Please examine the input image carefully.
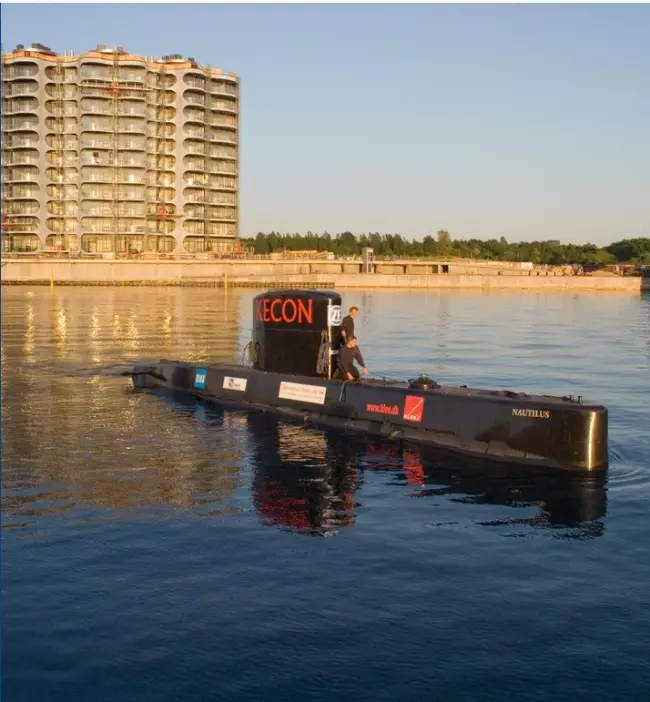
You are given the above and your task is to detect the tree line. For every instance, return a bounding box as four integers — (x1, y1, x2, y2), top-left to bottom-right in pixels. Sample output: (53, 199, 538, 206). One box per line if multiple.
(240, 231, 650, 266)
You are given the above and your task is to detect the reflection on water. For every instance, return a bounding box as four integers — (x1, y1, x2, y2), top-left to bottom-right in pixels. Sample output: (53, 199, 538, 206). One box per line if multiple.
(1, 287, 243, 529)
(247, 414, 607, 539)
(249, 415, 361, 536)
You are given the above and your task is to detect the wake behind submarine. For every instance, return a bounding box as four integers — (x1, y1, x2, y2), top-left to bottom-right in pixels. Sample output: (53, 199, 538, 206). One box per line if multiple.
(131, 289, 608, 471)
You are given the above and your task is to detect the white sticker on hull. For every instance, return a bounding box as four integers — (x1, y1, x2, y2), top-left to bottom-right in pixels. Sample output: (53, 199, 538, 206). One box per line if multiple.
(328, 305, 343, 326)
(278, 381, 327, 405)
(223, 376, 248, 392)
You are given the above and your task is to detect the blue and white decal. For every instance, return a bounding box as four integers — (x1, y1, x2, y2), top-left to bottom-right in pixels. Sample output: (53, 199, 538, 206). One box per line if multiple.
(194, 368, 207, 389)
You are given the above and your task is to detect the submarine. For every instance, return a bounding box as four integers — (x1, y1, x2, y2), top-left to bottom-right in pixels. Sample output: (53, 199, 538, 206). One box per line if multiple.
(131, 289, 608, 471)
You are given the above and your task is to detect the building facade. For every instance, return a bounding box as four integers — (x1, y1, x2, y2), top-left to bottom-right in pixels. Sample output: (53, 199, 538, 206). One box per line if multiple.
(2, 43, 239, 254)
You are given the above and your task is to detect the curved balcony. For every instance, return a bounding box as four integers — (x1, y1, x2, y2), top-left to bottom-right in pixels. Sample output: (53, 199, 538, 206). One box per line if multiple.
(184, 139, 206, 156)
(119, 68, 146, 83)
(209, 173, 237, 189)
(45, 167, 79, 184)
(183, 74, 206, 91)
(80, 98, 112, 115)
(3, 148, 40, 166)
(3, 200, 39, 216)
(45, 66, 78, 81)
(5, 80, 39, 98)
(3, 165, 40, 183)
(46, 151, 79, 167)
(47, 201, 79, 216)
(182, 174, 208, 187)
(118, 185, 145, 201)
(147, 73, 176, 90)
(210, 114, 238, 129)
(182, 156, 205, 171)
(145, 186, 175, 202)
(45, 100, 78, 117)
(146, 156, 175, 171)
(146, 221, 175, 236)
(79, 138, 111, 151)
(117, 120, 146, 135)
(5, 183, 40, 199)
(46, 234, 78, 251)
(209, 129, 237, 144)
(146, 201, 176, 216)
(117, 138, 146, 151)
(80, 186, 113, 200)
(79, 65, 112, 81)
(209, 144, 237, 158)
(4, 63, 39, 80)
(3, 215, 40, 231)
(80, 166, 113, 184)
(183, 106, 205, 124)
(157, 90, 176, 105)
(183, 126, 206, 139)
(207, 160, 237, 175)
(120, 102, 146, 117)
(45, 117, 78, 134)
(210, 192, 237, 206)
(146, 172, 175, 187)
(5, 135, 39, 149)
(4, 115, 39, 131)
(81, 117, 113, 133)
(45, 134, 78, 149)
(45, 83, 77, 100)
(81, 218, 113, 234)
(46, 217, 79, 234)
(210, 99, 237, 114)
(145, 137, 175, 153)
(184, 91, 206, 107)
(3, 97, 39, 114)
(146, 105, 176, 123)
(146, 123, 175, 138)
(81, 201, 113, 216)
(47, 184, 79, 200)
(210, 80, 238, 98)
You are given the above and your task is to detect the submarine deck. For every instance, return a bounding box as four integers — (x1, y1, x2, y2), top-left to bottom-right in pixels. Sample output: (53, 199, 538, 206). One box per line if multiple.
(154, 360, 600, 410)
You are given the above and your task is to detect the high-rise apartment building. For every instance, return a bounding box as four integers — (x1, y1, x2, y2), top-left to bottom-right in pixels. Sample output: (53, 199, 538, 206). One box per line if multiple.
(1, 43, 239, 254)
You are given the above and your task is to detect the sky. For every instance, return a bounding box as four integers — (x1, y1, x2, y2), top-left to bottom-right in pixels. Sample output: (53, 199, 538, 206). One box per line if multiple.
(2, 2, 649, 245)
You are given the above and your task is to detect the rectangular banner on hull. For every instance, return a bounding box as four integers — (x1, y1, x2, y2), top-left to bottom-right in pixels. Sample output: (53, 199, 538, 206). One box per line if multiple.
(278, 381, 327, 405)
(223, 376, 247, 392)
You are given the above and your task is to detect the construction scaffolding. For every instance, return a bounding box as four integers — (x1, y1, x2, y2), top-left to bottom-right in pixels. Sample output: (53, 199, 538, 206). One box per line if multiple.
(145, 60, 179, 253)
(78, 48, 176, 254)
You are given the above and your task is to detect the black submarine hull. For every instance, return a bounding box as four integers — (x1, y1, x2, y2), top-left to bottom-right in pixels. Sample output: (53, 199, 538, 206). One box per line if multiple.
(131, 360, 608, 471)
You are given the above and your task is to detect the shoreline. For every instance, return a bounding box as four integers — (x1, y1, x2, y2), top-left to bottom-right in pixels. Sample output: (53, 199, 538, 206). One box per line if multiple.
(1, 259, 646, 292)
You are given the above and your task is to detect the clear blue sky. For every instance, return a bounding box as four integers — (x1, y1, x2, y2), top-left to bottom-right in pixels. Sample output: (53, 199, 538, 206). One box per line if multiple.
(2, 2, 649, 245)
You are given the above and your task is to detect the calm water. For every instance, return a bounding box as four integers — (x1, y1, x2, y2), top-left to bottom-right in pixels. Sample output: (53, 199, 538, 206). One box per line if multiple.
(2, 286, 649, 701)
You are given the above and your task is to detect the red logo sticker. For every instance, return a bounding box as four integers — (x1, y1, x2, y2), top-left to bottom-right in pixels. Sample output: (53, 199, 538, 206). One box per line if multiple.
(403, 395, 424, 423)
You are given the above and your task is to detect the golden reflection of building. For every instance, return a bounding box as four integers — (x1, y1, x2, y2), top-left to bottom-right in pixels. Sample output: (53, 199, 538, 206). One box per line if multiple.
(1, 287, 245, 525)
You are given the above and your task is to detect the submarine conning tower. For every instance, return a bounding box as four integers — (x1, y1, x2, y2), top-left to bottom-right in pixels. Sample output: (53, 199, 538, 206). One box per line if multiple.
(251, 289, 343, 378)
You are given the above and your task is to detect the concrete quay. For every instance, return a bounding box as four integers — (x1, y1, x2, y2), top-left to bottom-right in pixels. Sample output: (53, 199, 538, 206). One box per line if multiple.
(1, 259, 646, 292)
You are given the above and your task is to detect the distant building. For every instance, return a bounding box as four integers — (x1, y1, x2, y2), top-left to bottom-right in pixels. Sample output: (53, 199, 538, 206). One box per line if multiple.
(546, 240, 561, 246)
(2, 43, 239, 254)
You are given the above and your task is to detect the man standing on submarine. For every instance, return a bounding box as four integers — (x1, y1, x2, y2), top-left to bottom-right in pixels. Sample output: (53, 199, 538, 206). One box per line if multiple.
(337, 336, 368, 381)
(339, 306, 359, 347)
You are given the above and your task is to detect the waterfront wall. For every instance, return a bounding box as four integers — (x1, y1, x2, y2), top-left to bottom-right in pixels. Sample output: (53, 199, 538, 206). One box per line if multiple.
(1, 260, 646, 291)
